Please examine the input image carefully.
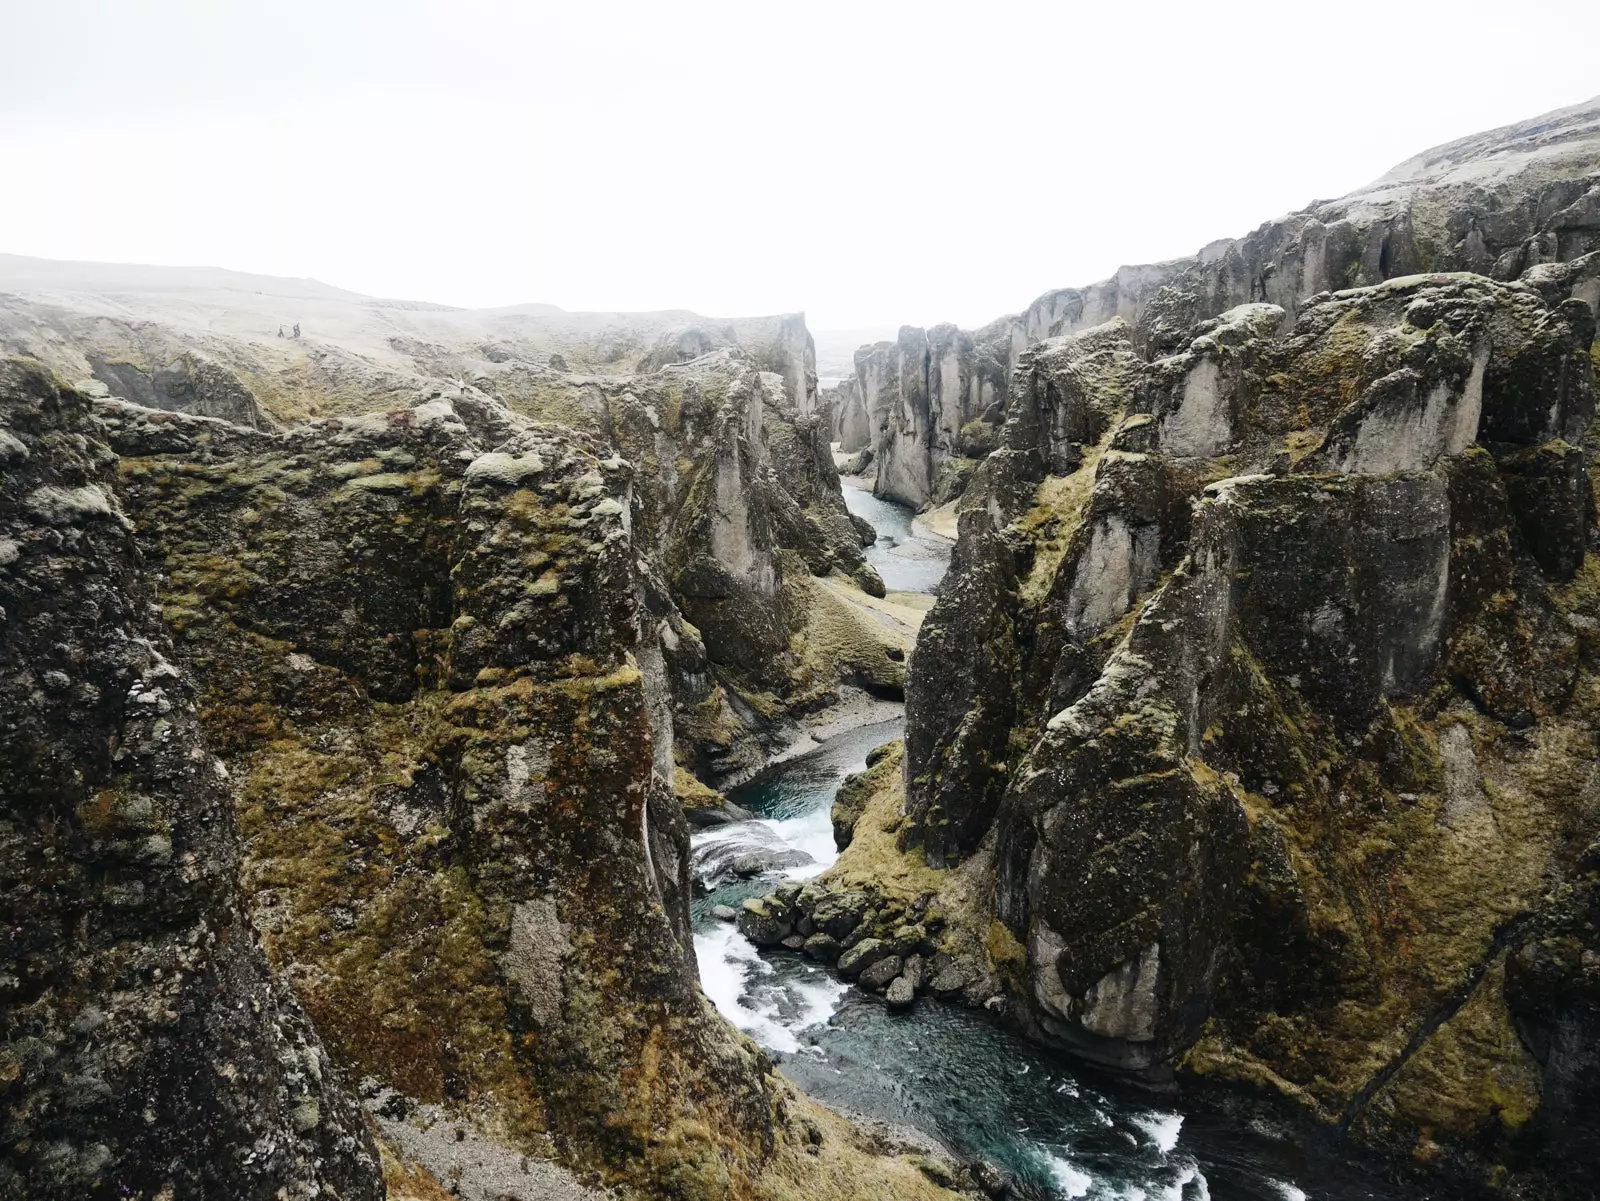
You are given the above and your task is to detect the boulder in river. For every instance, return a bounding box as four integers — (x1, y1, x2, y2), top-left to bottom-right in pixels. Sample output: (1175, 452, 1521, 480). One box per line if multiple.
(737, 896, 793, 947)
(902, 954, 926, 993)
(929, 966, 968, 997)
(837, 937, 890, 979)
(803, 933, 842, 963)
(885, 976, 916, 1009)
(711, 905, 739, 923)
(858, 955, 905, 992)
(812, 889, 870, 940)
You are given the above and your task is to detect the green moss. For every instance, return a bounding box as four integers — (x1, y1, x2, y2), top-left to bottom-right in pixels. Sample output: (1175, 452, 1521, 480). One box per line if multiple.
(984, 919, 1028, 988)
(822, 744, 943, 903)
(1364, 955, 1542, 1147)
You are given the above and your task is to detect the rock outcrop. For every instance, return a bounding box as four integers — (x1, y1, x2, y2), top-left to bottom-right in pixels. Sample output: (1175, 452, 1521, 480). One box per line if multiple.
(0, 271, 896, 781)
(855, 325, 1008, 509)
(0, 358, 961, 1200)
(825, 376, 870, 454)
(847, 95, 1600, 511)
(899, 267, 1600, 1196)
(484, 349, 892, 775)
(0, 361, 383, 1200)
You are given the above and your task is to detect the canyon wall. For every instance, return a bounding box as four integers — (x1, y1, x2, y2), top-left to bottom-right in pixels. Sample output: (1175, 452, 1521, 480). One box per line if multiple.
(0, 281, 896, 780)
(0, 362, 385, 1200)
(0, 357, 959, 1200)
(850, 96, 1600, 510)
(899, 252, 1600, 1196)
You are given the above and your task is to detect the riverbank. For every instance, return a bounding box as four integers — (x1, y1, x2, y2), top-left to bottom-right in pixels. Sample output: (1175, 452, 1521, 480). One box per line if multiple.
(688, 481, 1422, 1201)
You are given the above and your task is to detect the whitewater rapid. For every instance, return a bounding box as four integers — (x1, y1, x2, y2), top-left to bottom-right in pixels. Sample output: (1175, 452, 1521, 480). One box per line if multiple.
(686, 484, 1391, 1200)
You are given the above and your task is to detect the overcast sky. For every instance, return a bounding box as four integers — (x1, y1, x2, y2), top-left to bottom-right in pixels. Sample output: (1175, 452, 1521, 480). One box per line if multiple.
(3, 1, 1597, 331)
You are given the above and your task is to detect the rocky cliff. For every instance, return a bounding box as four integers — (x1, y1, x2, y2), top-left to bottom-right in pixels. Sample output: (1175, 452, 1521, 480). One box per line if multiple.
(1, 357, 963, 1200)
(824, 376, 870, 456)
(849, 95, 1600, 510)
(0, 274, 900, 781)
(0, 361, 383, 1200)
(896, 250, 1600, 1195)
(852, 325, 1010, 510)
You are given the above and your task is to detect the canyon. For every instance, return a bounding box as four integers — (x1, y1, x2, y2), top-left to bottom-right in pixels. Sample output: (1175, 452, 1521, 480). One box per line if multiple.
(3, 93, 1600, 1201)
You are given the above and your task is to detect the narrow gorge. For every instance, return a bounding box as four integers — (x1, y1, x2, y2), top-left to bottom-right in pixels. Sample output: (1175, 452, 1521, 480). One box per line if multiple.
(3, 89, 1600, 1201)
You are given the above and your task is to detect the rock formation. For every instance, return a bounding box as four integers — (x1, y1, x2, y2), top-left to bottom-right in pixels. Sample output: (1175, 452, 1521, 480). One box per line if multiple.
(853, 325, 1009, 509)
(847, 95, 1600, 510)
(1, 356, 962, 1200)
(824, 376, 870, 455)
(0, 269, 899, 781)
(0, 361, 383, 1200)
(898, 260, 1600, 1195)
(8, 91, 1600, 1201)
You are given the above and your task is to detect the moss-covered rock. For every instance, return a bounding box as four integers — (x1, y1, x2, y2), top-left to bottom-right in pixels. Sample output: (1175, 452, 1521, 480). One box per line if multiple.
(84, 382, 955, 1199)
(896, 270, 1600, 1194)
(0, 360, 383, 1200)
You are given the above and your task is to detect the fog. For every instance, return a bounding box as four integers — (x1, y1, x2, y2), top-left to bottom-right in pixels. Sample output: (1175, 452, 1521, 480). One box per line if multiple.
(3, 0, 1596, 331)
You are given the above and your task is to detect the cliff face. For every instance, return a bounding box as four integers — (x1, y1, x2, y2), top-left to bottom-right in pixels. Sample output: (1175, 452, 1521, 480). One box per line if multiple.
(0, 361, 383, 1200)
(853, 325, 1009, 509)
(824, 377, 870, 455)
(851, 96, 1600, 510)
(0, 360, 957, 1200)
(902, 255, 1600, 1195)
(96, 384, 791, 1195)
(483, 349, 892, 778)
(0, 277, 895, 781)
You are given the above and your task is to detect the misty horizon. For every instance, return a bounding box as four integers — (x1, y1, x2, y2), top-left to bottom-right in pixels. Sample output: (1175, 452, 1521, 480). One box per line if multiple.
(5, 0, 1599, 332)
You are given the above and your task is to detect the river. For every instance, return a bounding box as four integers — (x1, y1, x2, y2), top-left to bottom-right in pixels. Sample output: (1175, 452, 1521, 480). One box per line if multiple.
(690, 482, 1405, 1201)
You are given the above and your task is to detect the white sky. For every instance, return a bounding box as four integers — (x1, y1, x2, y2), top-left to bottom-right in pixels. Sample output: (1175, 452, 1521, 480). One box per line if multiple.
(3, 0, 1597, 331)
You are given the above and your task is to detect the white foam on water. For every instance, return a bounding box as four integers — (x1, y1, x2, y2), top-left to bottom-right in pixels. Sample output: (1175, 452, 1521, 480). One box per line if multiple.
(760, 809, 837, 878)
(691, 822, 753, 847)
(1173, 1164, 1209, 1201)
(1126, 1162, 1212, 1201)
(693, 921, 845, 1055)
(695, 922, 792, 1049)
(1045, 1153, 1093, 1199)
(1131, 1111, 1184, 1155)
(1268, 1181, 1308, 1201)
(787, 965, 850, 1032)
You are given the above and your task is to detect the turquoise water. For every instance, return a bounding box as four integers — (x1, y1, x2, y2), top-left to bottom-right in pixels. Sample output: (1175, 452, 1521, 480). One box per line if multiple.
(689, 485, 1410, 1200)
(841, 480, 951, 594)
(691, 734, 1409, 1200)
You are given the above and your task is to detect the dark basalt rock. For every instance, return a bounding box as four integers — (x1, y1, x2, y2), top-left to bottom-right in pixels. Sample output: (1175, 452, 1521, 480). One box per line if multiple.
(803, 933, 842, 963)
(0, 361, 382, 1200)
(837, 938, 891, 980)
(1496, 438, 1594, 579)
(737, 896, 794, 947)
(903, 507, 1021, 865)
(857, 955, 905, 992)
(1502, 865, 1600, 1190)
(899, 262, 1600, 1195)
